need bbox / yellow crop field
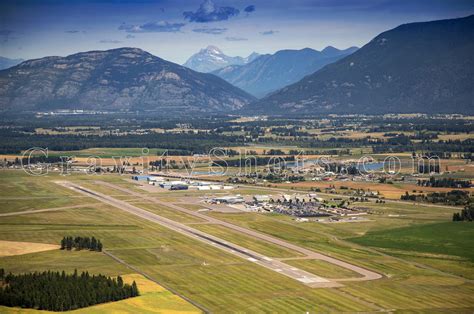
[0,241,59,257]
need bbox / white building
[211,195,244,204]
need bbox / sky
[1,0,473,64]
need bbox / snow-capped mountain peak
[184,46,260,73]
[203,45,222,55]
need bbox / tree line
[0,128,245,154]
[0,269,139,311]
[60,236,103,252]
[453,204,474,222]
[213,155,295,167]
[401,190,472,206]
[418,177,471,188]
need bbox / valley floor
[0,170,473,313]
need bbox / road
[93,180,382,283]
[56,181,343,288]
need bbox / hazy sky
[1,0,473,64]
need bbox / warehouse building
[211,195,244,204]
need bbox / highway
[56,181,342,288]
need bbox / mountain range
[249,15,474,114]
[212,46,358,98]
[0,57,24,70]
[183,45,260,73]
[0,15,472,115]
[0,48,255,112]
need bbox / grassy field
[192,223,302,258]
[285,259,362,279]
[349,222,474,261]
[0,170,473,312]
[0,171,88,213]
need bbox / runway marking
[298,277,322,284]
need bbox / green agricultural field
[349,222,474,261]
[0,170,473,312]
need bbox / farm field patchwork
[0,170,472,312]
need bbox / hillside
[249,15,474,114]
[212,46,357,98]
[0,48,255,113]
[0,57,24,70]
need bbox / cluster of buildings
[241,193,369,221]
[131,175,235,191]
[242,193,326,217]
[35,109,111,116]
[271,201,330,218]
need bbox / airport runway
[96,180,382,283]
[56,181,341,288]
